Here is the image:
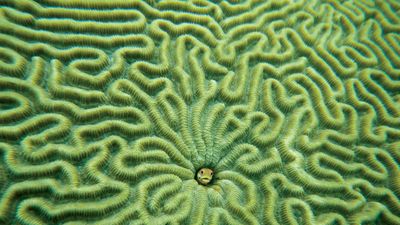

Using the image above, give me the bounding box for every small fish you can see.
[196,168,214,185]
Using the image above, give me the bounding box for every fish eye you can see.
[200,170,203,174]
[211,172,213,175]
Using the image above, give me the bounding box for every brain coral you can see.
[0,0,400,224]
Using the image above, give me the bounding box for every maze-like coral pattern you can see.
[0,0,400,224]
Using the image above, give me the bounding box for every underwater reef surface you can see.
[0,0,399,224]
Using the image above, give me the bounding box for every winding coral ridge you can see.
[0,0,400,224]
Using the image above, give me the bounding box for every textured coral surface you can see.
[0,0,400,224]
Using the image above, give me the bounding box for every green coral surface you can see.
[0,0,400,224]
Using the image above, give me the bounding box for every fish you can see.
[196,168,214,185]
